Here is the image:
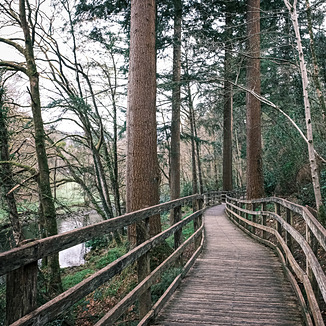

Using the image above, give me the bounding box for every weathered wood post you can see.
[285,208,293,255]
[252,202,257,235]
[194,196,203,249]
[204,193,209,208]
[262,202,267,240]
[275,202,282,237]
[246,203,253,232]
[305,217,318,295]
[173,204,182,250]
[239,201,243,226]
[6,240,38,325]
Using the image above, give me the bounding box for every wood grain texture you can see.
[154,205,304,325]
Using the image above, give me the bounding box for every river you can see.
[0,210,102,268]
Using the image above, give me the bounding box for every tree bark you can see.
[284,0,323,211]
[170,0,182,202]
[246,0,264,200]
[223,9,233,192]
[126,0,160,318]
[170,0,182,250]
[19,0,62,294]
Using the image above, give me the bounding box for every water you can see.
[58,211,102,267]
[0,210,102,268]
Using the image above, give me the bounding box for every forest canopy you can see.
[0,0,326,241]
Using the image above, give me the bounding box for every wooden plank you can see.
[95,225,204,325]
[155,205,305,326]
[227,204,324,324]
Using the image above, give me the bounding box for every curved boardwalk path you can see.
[153,205,304,326]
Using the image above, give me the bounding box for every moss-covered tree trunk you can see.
[19,0,62,295]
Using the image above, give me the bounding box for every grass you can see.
[89,246,128,270]
[62,269,95,291]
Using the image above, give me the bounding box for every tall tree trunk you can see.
[127,0,160,318]
[170,0,182,202]
[169,0,182,251]
[284,0,323,213]
[19,0,62,295]
[223,9,233,192]
[246,0,264,200]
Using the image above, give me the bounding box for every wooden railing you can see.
[225,195,326,326]
[0,193,222,325]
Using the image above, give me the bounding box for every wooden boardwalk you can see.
[154,205,304,326]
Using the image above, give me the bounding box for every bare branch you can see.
[0,37,25,54]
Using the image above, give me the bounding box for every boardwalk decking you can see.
[154,205,304,326]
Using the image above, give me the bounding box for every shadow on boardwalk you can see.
[154,205,304,326]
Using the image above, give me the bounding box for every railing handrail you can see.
[0,194,202,276]
[11,210,204,326]
[228,195,326,252]
[2,191,224,325]
[225,195,326,326]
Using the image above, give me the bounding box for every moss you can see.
[94,246,127,269]
[62,269,95,291]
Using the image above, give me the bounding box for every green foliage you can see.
[151,268,182,303]
[297,183,315,207]
[86,236,111,250]
[180,182,193,197]
[93,246,127,269]
[62,269,95,291]
[150,241,174,270]
[297,168,326,209]
[55,183,85,207]
[318,205,326,227]
[182,222,194,240]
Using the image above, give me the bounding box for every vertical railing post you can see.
[137,218,151,318]
[286,208,293,255]
[204,193,209,208]
[306,222,318,295]
[275,202,282,237]
[245,202,249,230]
[173,204,182,250]
[194,196,203,249]
[262,202,267,240]
[252,203,257,235]
[6,242,38,324]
